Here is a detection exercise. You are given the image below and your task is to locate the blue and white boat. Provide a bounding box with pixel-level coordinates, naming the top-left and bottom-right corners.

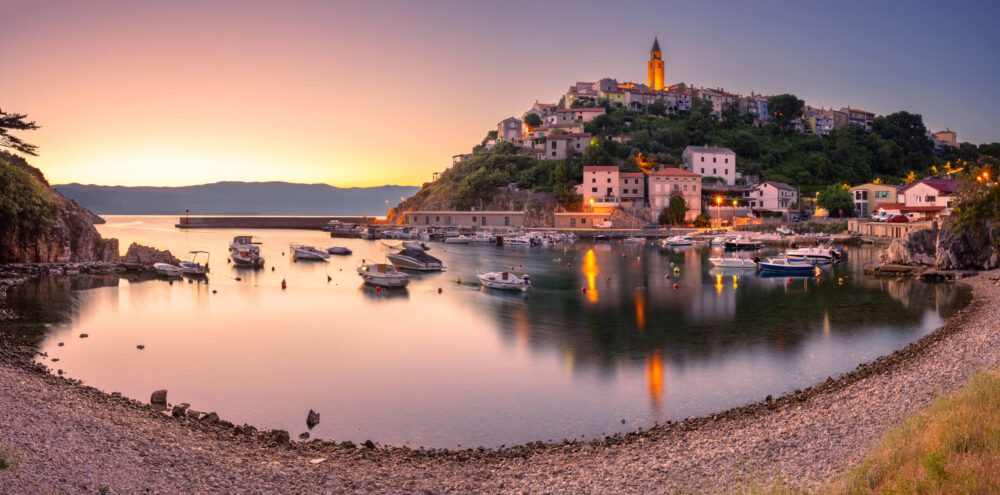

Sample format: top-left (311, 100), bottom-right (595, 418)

top-left (757, 257), bottom-right (818, 274)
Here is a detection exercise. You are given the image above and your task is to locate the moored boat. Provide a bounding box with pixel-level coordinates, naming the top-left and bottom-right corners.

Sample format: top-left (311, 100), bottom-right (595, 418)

top-left (444, 235), bottom-right (474, 244)
top-left (478, 271), bottom-right (531, 291)
top-left (757, 257), bottom-right (818, 273)
top-left (357, 262), bottom-right (410, 287)
top-left (724, 236), bottom-right (763, 250)
top-left (708, 256), bottom-right (757, 268)
top-left (230, 236), bottom-right (265, 268)
top-left (327, 246), bottom-right (352, 256)
top-left (179, 250), bottom-right (210, 275)
top-left (386, 248), bottom-right (444, 271)
top-left (154, 262), bottom-right (183, 277)
top-left (290, 244), bottom-right (330, 261)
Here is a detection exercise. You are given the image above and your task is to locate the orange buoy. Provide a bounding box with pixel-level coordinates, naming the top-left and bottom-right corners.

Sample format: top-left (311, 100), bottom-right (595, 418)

top-left (581, 287), bottom-right (587, 293)
top-left (518, 264), bottom-right (522, 268)
top-left (567, 263), bottom-right (572, 268)
top-left (281, 279), bottom-right (287, 289)
top-left (376, 286), bottom-right (382, 293)
top-left (787, 277), bottom-right (793, 282)
top-left (133, 275), bottom-right (139, 281)
top-left (437, 287), bottom-right (442, 293)
top-left (673, 283), bottom-right (679, 289)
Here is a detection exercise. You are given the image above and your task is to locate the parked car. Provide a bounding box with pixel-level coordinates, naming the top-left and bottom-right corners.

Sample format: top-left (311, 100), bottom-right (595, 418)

top-left (790, 213), bottom-right (811, 222)
top-left (886, 215), bottom-right (909, 223)
top-left (595, 221), bottom-right (613, 229)
top-left (870, 211), bottom-right (887, 222)
top-left (905, 212), bottom-right (924, 221)
top-left (641, 224), bottom-right (661, 230)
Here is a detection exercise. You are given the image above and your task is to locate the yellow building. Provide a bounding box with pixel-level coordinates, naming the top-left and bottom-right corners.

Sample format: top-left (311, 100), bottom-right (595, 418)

top-left (647, 38), bottom-right (664, 91)
top-left (850, 183), bottom-right (901, 217)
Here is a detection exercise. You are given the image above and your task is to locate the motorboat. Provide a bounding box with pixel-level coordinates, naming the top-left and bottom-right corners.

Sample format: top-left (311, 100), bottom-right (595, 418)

top-left (593, 234), bottom-right (613, 241)
top-left (386, 248), bottom-right (444, 271)
top-left (724, 236), bottom-right (763, 250)
top-left (660, 235), bottom-right (692, 247)
top-left (357, 262), bottom-right (410, 287)
top-left (179, 250), bottom-right (210, 275)
top-left (708, 256), bottom-right (757, 268)
top-left (327, 246), bottom-right (352, 256)
top-left (230, 236), bottom-right (265, 268)
top-left (154, 263), bottom-right (183, 277)
top-left (291, 244), bottom-right (330, 261)
top-left (622, 236), bottom-right (644, 245)
top-left (402, 241), bottom-right (430, 251)
top-left (444, 235), bottom-right (474, 244)
top-left (504, 236), bottom-right (532, 247)
top-left (786, 245), bottom-right (844, 264)
top-left (478, 271), bottom-right (531, 291)
top-left (757, 257), bottom-right (818, 274)
top-left (776, 226), bottom-right (794, 236)
top-left (710, 236), bottom-right (730, 246)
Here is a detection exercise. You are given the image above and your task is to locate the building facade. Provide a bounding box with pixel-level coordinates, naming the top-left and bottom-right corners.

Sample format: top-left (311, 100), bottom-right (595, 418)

top-left (582, 165), bottom-right (620, 210)
top-left (619, 171), bottom-right (646, 205)
top-left (647, 38), bottom-right (664, 91)
top-left (543, 133), bottom-right (590, 160)
top-left (850, 183), bottom-right (900, 217)
top-left (682, 145), bottom-right (737, 185)
top-left (403, 211), bottom-right (525, 228)
top-left (496, 117), bottom-right (523, 144)
top-left (648, 167), bottom-right (702, 221)
top-left (748, 181), bottom-right (797, 212)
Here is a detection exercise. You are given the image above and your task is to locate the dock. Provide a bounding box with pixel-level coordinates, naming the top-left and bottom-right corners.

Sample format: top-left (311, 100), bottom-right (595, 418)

top-left (175, 216), bottom-right (378, 230)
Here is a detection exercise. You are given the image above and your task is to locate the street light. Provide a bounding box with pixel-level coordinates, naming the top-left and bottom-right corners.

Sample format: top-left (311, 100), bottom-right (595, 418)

top-left (715, 196), bottom-right (722, 227)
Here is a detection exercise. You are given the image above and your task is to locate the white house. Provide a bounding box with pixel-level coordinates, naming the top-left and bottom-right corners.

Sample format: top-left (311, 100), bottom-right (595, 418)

top-left (682, 146), bottom-right (737, 185)
top-left (582, 165), bottom-right (621, 211)
top-left (497, 117), bottom-right (523, 144)
top-left (648, 167), bottom-right (702, 221)
top-left (748, 181), bottom-right (797, 212)
top-left (618, 172), bottom-right (646, 205)
top-left (893, 178), bottom-right (961, 218)
top-left (542, 133), bottom-right (590, 160)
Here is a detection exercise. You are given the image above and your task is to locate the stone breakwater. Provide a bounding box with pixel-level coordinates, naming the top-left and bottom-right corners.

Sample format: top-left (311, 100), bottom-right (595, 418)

top-left (0, 270), bottom-right (997, 493)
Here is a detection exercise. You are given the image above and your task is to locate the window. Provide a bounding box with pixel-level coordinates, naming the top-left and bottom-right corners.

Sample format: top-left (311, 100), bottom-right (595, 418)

top-left (713, 169), bottom-right (716, 174)
top-left (581, 218), bottom-right (587, 224)
top-left (576, 143), bottom-right (581, 149)
top-left (713, 157), bottom-right (717, 163)
top-left (551, 141), bottom-right (557, 149)
top-left (700, 168), bottom-right (705, 173)
top-left (591, 187), bottom-right (597, 192)
top-left (607, 178), bottom-right (611, 183)
top-left (436, 216), bottom-right (440, 222)
top-left (700, 156), bottom-right (704, 162)
top-left (551, 152), bottom-right (556, 157)
top-left (725, 158), bottom-right (729, 164)
top-left (472, 216), bottom-right (477, 222)
top-left (446, 216), bottom-right (452, 225)
top-left (504, 217), bottom-right (510, 226)
top-left (606, 187), bottom-right (612, 195)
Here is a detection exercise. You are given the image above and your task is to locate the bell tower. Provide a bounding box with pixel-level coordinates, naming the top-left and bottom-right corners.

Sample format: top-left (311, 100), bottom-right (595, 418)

top-left (647, 37), bottom-right (664, 91)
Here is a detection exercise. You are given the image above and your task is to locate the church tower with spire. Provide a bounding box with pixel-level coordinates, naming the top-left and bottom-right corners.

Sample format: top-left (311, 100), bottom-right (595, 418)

top-left (647, 37), bottom-right (664, 91)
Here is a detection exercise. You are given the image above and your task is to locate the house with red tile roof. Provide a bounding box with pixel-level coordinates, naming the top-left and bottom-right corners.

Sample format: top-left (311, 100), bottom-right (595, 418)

top-left (648, 167), bottom-right (702, 220)
top-left (894, 178), bottom-right (961, 217)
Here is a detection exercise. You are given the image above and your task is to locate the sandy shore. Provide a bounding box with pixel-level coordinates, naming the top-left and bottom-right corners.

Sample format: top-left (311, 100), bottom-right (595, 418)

top-left (0, 268), bottom-right (997, 494)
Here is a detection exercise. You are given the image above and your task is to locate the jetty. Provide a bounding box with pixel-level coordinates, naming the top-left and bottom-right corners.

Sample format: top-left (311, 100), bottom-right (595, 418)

top-left (175, 216), bottom-right (378, 230)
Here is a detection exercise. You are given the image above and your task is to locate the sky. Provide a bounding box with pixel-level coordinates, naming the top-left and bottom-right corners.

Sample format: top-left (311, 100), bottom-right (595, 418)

top-left (2, 0), bottom-right (998, 187)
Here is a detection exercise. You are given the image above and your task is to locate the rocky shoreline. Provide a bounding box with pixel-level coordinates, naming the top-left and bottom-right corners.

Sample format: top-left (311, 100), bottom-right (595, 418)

top-left (0, 267), bottom-right (998, 493)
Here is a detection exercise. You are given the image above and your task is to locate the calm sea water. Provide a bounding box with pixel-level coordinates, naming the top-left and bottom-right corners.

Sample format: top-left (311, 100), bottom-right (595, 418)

top-left (3, 216), bottom-right (968, 448)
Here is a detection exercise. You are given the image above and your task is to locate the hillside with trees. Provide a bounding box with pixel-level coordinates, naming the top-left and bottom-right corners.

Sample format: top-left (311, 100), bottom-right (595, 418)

top-left (392, 94), bottom-right (999, 219)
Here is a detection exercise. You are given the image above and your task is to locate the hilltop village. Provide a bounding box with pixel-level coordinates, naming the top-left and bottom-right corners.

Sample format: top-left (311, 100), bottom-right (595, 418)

top-left (395, 38), bottom-right (989, 231)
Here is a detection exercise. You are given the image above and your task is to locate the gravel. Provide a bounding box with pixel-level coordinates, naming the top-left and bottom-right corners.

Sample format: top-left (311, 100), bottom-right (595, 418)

top-left (0, 267), bottom-right (998, 493)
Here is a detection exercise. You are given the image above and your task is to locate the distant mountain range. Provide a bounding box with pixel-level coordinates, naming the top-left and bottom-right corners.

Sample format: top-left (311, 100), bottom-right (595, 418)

top-left (53, 181), bottom-right (421, 216)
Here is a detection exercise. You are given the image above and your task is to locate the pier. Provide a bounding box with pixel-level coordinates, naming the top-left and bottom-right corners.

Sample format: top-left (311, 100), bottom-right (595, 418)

top-left (175, 216), bottom-right (379, 230)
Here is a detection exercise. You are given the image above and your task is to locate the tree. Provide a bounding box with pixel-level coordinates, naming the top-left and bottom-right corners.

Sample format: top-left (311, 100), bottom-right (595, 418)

top-left (580, 143), bottom-right (614, 166)
top-left (658, 196), bottom-right (688, 224)
top-left (0, 109), bottom-right (40, 156)
top-left (523, 112), bottom-right (542, 129)
top-left (647, 102), bottom-right (666, 116)
top-left (816, 184), bottom-right (853, 217)
top-left (767, 94), bottom-right (804, 130)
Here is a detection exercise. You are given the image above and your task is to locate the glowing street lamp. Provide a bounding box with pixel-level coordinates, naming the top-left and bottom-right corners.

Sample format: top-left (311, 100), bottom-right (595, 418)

top-left (715, 196), bottom-right (722, 226)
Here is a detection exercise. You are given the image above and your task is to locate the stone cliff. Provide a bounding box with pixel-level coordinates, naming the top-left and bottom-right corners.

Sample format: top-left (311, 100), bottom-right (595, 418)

top-left (883, 218), bottom-right (1000, 271)
top-left (0, 152), bottom-right (118, 263)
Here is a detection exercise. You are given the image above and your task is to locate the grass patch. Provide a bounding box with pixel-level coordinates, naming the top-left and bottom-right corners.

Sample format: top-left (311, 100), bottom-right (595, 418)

top-left (832, 370), bottom-right (1000, 494)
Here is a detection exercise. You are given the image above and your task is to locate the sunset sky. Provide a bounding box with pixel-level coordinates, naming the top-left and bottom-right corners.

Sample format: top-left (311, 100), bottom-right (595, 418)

top-left (3, 0), bottom-right (998, 187)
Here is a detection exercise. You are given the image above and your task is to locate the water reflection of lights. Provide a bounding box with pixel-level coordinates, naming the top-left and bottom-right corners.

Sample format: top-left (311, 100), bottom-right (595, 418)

top-left (635, 288), bottom-right (646, 329)
top-left (732, 275), bottom-right (738, 290)
top-left (645, 350), bottom-right (664, 414)
top-left (583, 249), bottom-right (599, 303)
top-left (714, 273), bottom-right (723, 294)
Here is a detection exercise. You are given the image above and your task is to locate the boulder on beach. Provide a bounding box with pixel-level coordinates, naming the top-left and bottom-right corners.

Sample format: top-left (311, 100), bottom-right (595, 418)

top-left (200, 412), bottom-right (219, 424)
top-left (150, 389), bottom-right (167, 405)
top-left (171, 403), bottom-right (190, 417)
top-left (122, 242), bottom-right (180, 265)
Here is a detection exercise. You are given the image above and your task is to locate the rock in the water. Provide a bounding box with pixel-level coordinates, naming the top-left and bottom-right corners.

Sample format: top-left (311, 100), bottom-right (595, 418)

top-left (340, 441), bottom-right (356, 449)
top-left (121, 242), bottom-right (180, 265)
top-left (171, 403), bottom-right (190, 417)
top-left (150, 389), bottom-right (167, 405)
top-left (79, 333), bottom-right (88, 339)
top-left (299, 432), bottom-right (310, 440)
top-left (136, 345), bottom-right (144, 350)
top-left (363, 439), bottom-right (376, 449)
top-left (200, 412), bottom-right (219, 424)
top-left (306, 409), bottom-right (320, 428)
top-left (883, 226), bottom-right (938, 266)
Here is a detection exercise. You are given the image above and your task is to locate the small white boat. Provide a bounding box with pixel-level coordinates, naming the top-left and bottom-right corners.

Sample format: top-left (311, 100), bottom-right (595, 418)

top-left (154, 262), bottom-right (183, 277)
top-left (327, 246), bottom-right (352, 256)
top-left (724, 236), bottom-right (763, 250)
top-left (659, 235), bottom-right (692, 247)
top-left (402, 241), bottom-right (430, 251)
top-left (386, 248), bottom-right (444, 271)
top-left (478, 271), bottom-right (531, 291)
top-left (709, 256), bottom-right (757, 268)
top-left (179, 250), bottom-right (210, 275)
top-left (290, 244), bottom-right (330, 261)
top-left (444, 235), bottom-right (474, 244)
top-left (357, 263), bottom-right (410, 287)
top-left (230, 236), bottom-right (265, 268)
top-left (622, 236), bottom-right (645, 245)
top-left (776, 226), bottom-right (793, 236)
top-left (504, 236), bottom-right (532, 247)
top-left (786, 245), bottom-right (843, 264)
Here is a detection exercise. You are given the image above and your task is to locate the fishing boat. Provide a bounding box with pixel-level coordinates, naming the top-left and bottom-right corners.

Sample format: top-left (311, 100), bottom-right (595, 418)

top-left (290, 244), bottom-right (330, 261)
top-left (357, 262), bottom-right (410, 287)
top-left (179, 250), bottom-right (210, 275)
top-left (724, 236), bottom-right (763, 250)
top-left (386, 248), bottom-right (444, 271)
top-left (154, 263), bottom-right (183, 277)
top-left (477, 271), bottom-right (531, 291)
top-left (229, 236), bottom-right (265, 268)
top-left (757, 257), bottom-right (818, 273)
top-left (708, 256), bottom-right (757, 268)
top-left (327, 246), bottom-right (352, 256)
